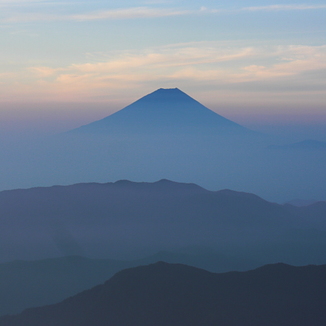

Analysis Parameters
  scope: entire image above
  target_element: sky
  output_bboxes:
[0,0,326,138]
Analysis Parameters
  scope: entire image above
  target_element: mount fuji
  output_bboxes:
[71,88,252,136]
[0,88,325,203]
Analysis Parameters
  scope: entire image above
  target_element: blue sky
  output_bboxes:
[0,0,325,136]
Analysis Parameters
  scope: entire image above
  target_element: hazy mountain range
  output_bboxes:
[1,88,325,202]
[1,262,326,326]
[1,178,325,316]
[1,88,326,322]
[1,179,325,265]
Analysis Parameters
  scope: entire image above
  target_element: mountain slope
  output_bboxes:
[71,88,251,135]
[0,250,263,317]
[1,262,326,326]
[0,256,131,316]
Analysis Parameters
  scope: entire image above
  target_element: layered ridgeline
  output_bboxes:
[0,252,262,317]
[1,262,326,326]
[1,179,325,264]
[1,88,325,202]
[71,88,251,136]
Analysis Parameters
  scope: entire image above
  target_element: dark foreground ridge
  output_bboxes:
[1,262,326,326]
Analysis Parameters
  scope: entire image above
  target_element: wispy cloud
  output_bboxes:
[2,3,326,24]
[17,43,326,94]
[69,45,255,73]
[0,0,44,3]
[243,4,326,12]
[1,5,220,23]
[28,66,59,77]
[1,9,178,23]
[0,43,318,102]
[69,7,191,21]
[0,0,55,7]
[0,0,78,4]
[1,43,326,113]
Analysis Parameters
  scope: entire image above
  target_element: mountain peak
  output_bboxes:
[157,87,180,91]
[132,87,194,104]
[71,88,251,135]
[155,87,183,93]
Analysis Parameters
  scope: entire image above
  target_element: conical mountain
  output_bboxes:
[72,88,250,135]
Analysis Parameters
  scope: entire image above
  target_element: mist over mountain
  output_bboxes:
[1,179,325,265]
[0,88,325,202]
[1,88,326,321]
[2,262,326,326]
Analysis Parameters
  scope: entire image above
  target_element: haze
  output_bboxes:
[0,0,325,202]
[1,3,326,322]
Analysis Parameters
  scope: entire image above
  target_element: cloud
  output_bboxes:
[0,6,220,23]
[243,4,326,12]
[0,0,54,7]
[2,7,199,23]
[2,43,326,103]
[238,45,326,80]
[69,7,190,21]
[2,2,325,24]
[0,72,17,81]
[69,7,219,21]
[28,66,59,77]
[0,0,43,3]
[56,44,325,82]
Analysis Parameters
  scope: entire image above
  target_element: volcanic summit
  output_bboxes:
[72,88,250,136]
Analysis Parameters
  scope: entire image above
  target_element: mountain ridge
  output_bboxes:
[1,261,326,326]
[1,179,326,265]
[0,249,264,317]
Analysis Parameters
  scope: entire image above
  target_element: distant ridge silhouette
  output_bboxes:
[71,88,251,135]
[2,262,326,326]
[1,179,326,265]
[0,250,263,317]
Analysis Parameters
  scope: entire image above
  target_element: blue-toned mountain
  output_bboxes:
[1,179,326,264]
[72,88,251,136]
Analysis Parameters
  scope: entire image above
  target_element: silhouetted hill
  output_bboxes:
[0,250,263,317]
[71,88,252,136]
[1,262,326,326]
[0,256,131,316]
[1,179,326,265]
